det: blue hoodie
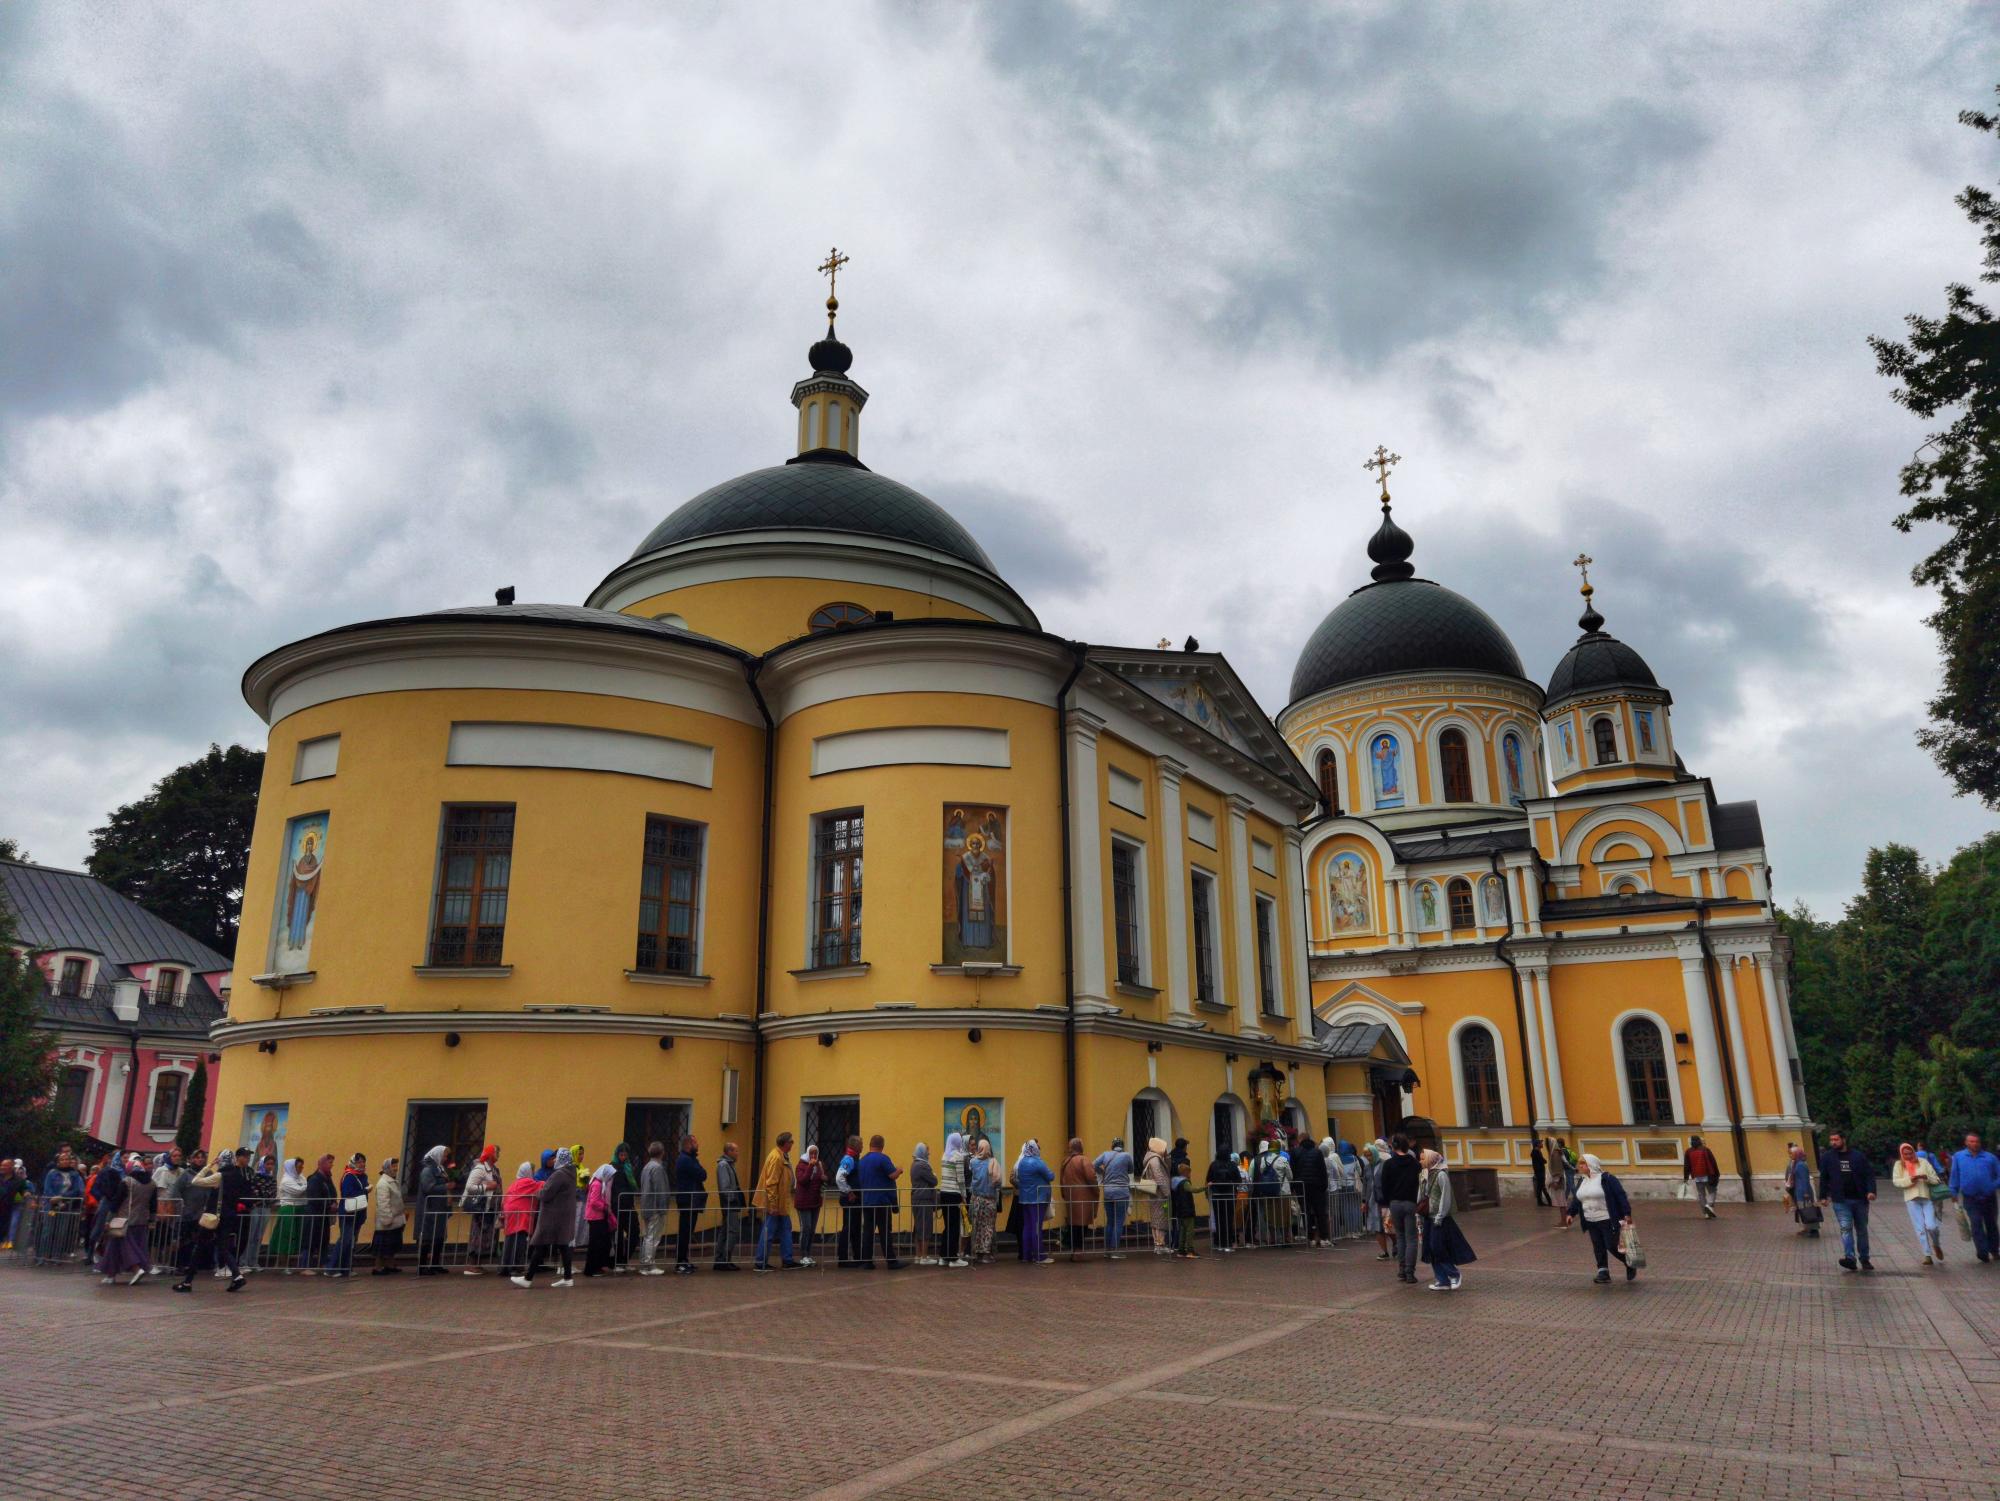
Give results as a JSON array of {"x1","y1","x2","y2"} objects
[
  {"x1": 1950, "y1": 1148, "x2": 2000, "y2": 1199},
  {"x1": 1014, "y1": 1146, "x2": 1054, "y2": 1206}
]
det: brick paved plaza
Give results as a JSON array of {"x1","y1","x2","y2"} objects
[{"x1": 6, "y1": 1202, "x2": 1998, "y2": 1500}]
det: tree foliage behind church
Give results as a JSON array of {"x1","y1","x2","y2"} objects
[{"x1": 1784, "y1": 833, "x2": 2000, "y2": 1153}]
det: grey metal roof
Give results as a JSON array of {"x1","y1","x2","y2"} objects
[
  {"x1": 1312, "y1": 1018, "x2": 1411, "y2": 1064},
  {"x1": 1290, "y1": 578, "x2": 1529, "y2": 705},
  {"x1": 1391, "y1": 828, "x2": 1534, "y2": 862},
  {"x1": 366, "y1": 602, "x2": 746, "y2": 652},
  {"x1": 1, "y1": 861, "x2": 230, "y2": 972},
  {"x1": 1544, "y1": 629, "x2": 1666, "y2": 709},
  {"x1": 630, "y1": 457, "x2": 999, "y2": 574},
  {"x1": 1711, "y1": 800, "x2": 1764, "y2": 851}
]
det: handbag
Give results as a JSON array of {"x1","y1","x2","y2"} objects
[
  {"x1": 198, "y1": 1207, "x2": 220, "y2": 1231},
  {"x1": 343, "y1": 1193, "x2": 368, "y2": 1213},
  {"x1": 108, "y1": 1216, "x2": 128, "y2": 1236},
  {"x1": 1618, "y1": 1223, "x2": 1646, "y2": 1269},
  {"x1": 1795, "y1": 1202, "x2": 1823, "y2": 1226}
]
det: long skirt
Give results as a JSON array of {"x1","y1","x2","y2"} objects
[
  {"x1": 97, "y1": 1225, "x2": 149, "y2": 1275},
  {"x1": 267, "y1": 1204, "x2": 302, "y2": 1260},
  {"x1": 970, "y1": 1196, "x2": 997, "y2": 1257}
]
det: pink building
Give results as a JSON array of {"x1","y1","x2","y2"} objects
[{"x1": 1, "y1": 859, "x2": 228, "y2": 1156}]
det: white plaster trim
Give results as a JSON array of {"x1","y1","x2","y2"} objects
[
  {"x1": 446, "y1": 721, "x2": 715, "y2": 787},
  {"x1": 760, "y1": 627, "x2": 1073, "y2": 722},
  {"x1": 292, "y1": 734, "x2": 340, "y2": 783},
  {"x1": 1108, "y1": 765, "x2": 1146, "y2": 815},
  {"x1": 810, "y1": 724, "x2": 1010, "y2": 775},
  {"x1": 211, "y1": 1010, "x2": 755, "y2": 1048},
  {"x1": 1446, "y1": 1016, "x2": 1514, "y2": 1128},
  {"x1": 1556, "y1": 804, "x2": 1688, "y2": 866},
  {"x1": 1609, "y1": 1009, "x2": 1688, "y2": 1126}
]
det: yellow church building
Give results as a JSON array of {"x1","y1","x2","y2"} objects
[{"x1": 210, "y1": 279, "x2": 1805, "y2": 1201}]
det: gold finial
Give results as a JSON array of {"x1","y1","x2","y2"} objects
[
  {"x1": 1573, "y1": 552, "x2": 1594, "y2": 599},
  {"x1": 817, "y1": 246, "x2": 850, "y2": 322},
  {"x1": 1362, "y1": 444, "x2": 1401, "y2": 508},
  {"x1": 1156, "y1": 637, "x2": 1172, "y2": 650}
]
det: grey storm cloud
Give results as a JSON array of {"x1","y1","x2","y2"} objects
[{"x1": 0, "y1": 1, "x2": 1993, "y2": 923}]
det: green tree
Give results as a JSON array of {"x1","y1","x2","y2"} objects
[
  {"x1": 1779, "y1": 903, "x2": 1849, "y2": 1127},
  {"x1": 1871, "y1": 91, "x2": 2000, "y2": 805},
  {"x1": 174, "y1": 1059, "x2": 209, "y2": 1158},
  {"x1": 1838, "y1": 844, "x2": 1939, "y2": 1042},
  {"x1": 0, "y1": 897, "x2": 81, "y2": 1170},
  {"x1": 0, "y1": 837, "x2": 29, "y2": 862},
  {"x1": 1918, "y1": 1035, "x2": 1992, "y2": 1149},
  {"x1": 86, "y1": 744, "x2": 263, "y2": 957}
]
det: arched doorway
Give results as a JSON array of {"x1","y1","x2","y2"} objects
[
  {"x1": 1398, "y1": 1115, "x2": 1442, "y2": 1154},
  {"x1": 1128, "y1": 1088, "x2": 1176, "y2": 1153}
]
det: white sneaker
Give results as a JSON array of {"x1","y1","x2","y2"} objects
[
  {"x1": 462, "y1": 1268, "x2": 483, "y2": 1276},
  {"x1": 214, "y1": 1269, "x2": 230, "y2": 1279},
  {"x1": 99, "y1": 1275, "x2": 115, "y2": 1285},
  {"x1": 799, "y1": 1256, "x2": 816, "y2": 1267},
  {"x1": 551, "y1": 1278, "x2": 574, "y2": 1289},
  {"x1": 509, "y1": 1275, "x2": 531, "y2": 1289},
  {"x1": 128, "y1": 1268, "x2": 146, "y2": 1286},
  {"x1": 640, "y1": 1266, "x2": 665, "y2": 1276}
]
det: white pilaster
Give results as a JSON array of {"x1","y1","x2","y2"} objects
[
  {"x1": 1386, "y1": 877, "x2": 1405, "y2": 945},
  {"x1": 1678, "y1": 951, "x2": 1732, "y2": 1130},
  {"x1": 1529, "y1": 967, "x2": 1568, "y2": 1128},
  {"x1": 1156, "y1": 757, "x2": 1190, "y2": 1015},
  {"x1": 1067, "y1": 710, "x2": 1108, "y2": 1007},
  {"x1": 1716, "y1": 956, "x2": 1759, "y2": 1117},
  {"x1": 1756, "y1": 951, "x2": 1803, "y2": 1120},
  {"x1": 1517, "y1": 969, "x2": 1553, "y2": 1127},
  {"x1": 1281, "y1": 825, "x2": 1311, "y2": 1024},
  {"x1": 1225, "y1": 796, "x2": 1259, "y2": 1027}
]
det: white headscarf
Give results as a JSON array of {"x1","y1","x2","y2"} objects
[
  {"x1": 1580, "y1": 1153, "x2": 1603, "y2": 1175},
  {"x1": 515, "y1": 1160, "x2": 534, "y2": 1180}
]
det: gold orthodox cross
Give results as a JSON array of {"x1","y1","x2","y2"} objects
[
  {"x1": 1363, "y1": 445, "x2": 1401, "y2": 505},
  {"x1": 818, "y1": 247, "x2": 849, "y2": 310},
  {"x1": 1573, "y1": 552, "x2": 1594, "y2": 597}
]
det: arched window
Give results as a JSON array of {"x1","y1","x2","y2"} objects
[
  {"x1": 1439, "y1": 728, "x2": 1473, "y2": 802},
  {"x1": 808, "y1": 602, "x2": 874, "y2": 633},
  {"x1": 1458, "y1": 1027, "x2": 1502, "y2": 1128},
  {"x1": 1591, "y1": 716, "x2": 1619, "y2": 765},
  {"x1": 1446, "y1": 878, "x2": 1475, "y2": 929},
  {"x1": 1316, "y1": 750, "x2": 1340, "y2": 815},
  {"x1": 1621, "y1": 1018, "x2": 1674, "y2": 1125}
]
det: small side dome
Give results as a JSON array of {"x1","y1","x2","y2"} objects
[
  {"x1": 1543, "y1": 588, "x2": 1668, "y2": 711},
  {"x1": 808, "y1": 334, "x2": 853, "y2": 374}
]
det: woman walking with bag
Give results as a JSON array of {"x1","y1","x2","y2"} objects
[
  {"x1": 1562, "y1": 1153, "x2": 1637, "y2": 1284},
  {"x1": 1784, "y1": 1144, "x2": 1822, "y2": 1239},
  {"x1": 96, "y1": 1159, "x2": 154, "y2": 1286},
  {"x1": 1140, "y1": 1137, "x2": 1172, "y2": 1255},
  {"x1": 1418, "y1": 1148, "x2": 1476, "y2": 1292},
  {"x1": 1893, "y1": 1142, "x2": 1944, "y2": 1266}
]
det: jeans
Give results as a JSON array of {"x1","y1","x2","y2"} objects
[
  {"x1": 240, "y1": 1204, "x2": 271, "y2": 1269},
  {"x1": 1211, "y1": 1202, "x2": 1235, "y2": 1251},
  {"x1": 756, "y1": 1213, "x2": 794, "y2": 1266},
  {"x1": 326, "y1": 1215, "x2": 361, "y2": 1272},
  {"x1": 1104, "y1": 1196, "x2": 1129, "y2": 1252},
  {"x1": 1390, "y1": 1199, "x2": 1420, "y2": 1277},
  {"x1": 937, "y1": 1193, "x2": 961, "y2": 1261},
  {"x1": 1965, "y1": 1193, "x2": 1999, "y2": 1261},
  {"x1": 5, "y1": 1202, "x2": 21, "y2": 1246},
  {"x1": 1905, "y1": 1196, "x2": 1939, "y2": 1255},
  {"x1": 1831, "y1": 1199, "x2": 1872, "y2": 1261},
  {"x1": 1693, "y1": 1180, "x2": 1717, "y2": 1214},
  {"x1": 1532, "y1": 1168, "x2": 1551, "y2": 1207},
  {"x1": 714, "y1": 1205, "x2": 743, "y2": 1266},
  {"x1": 1585, "y1": 1217, "x2": 1628, "y2": 1271},
  {"x1": 797, "y1": 1206, "x2": 820, "y2": 1259}
]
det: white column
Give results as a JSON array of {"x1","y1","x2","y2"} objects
[
  {"x1": 1678, "y1": 951, "x2": 1732, "y2": 1130},
  {"x1": 1066, "y1": 710, "x2": 1108, "y2": 1007},
  {"x1": 1530, "y1": 967, "x2": 1568, "y2": 1128},
  {"x1": 1225, "y1": 796, "x2": 1259, "y2": 1028},
  {"x1": 1281, "y1": 825, "x2": 1312, "y2": 1025},
  {"x1": 1716, "y1": 956, "x2": 1759, "y2": 1117},
  {"x1": 1517, "y1": 968, "x2": 1553, "y2": 1128},
  {"x1": 1755, "y1": 951, "x2": 1803, "y2": 1119},
  {"x1": 1156, "y1": 757, "x2": 1190, "y2": 1015},
  {"x1": 1386, "y1": 877, "x2": 1405, "y2": 945}
]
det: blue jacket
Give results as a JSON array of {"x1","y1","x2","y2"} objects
[
  {"x1": 1817, "y1": 1146, "x2": 1875, "y2": 1204},
  {"x1": 856, "y1": 1151, "x2": 899, "y2": 1207},
  {"x1": 1014, "y1": 1153, "x2": 1054, "y2": 1206},
  {"x1": 1950, "y1": 1148, "x2": 2000, "y2": 1199},
  {"x1": 40, "y1": 1166, "x2": 83, "y2": 1202},
  {"x1": 672, "y1": 1151, "x2": 708, "y2": 1210},
  {"x1": 1093, "y1": 1149, "x2": 1133, "y2": 1201}
]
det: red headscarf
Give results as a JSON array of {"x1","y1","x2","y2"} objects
[{"x1": 480, "y1": 1145, "x2": 498, "y2": 1165}]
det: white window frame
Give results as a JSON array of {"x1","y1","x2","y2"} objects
[
  {"x1": 1611, "y1": 1010, "x2": 1686, "y2": 1125},
  {"x1": 1189, "y1": 866, "x2": 1222, "y2": 1007},
  {"x1": 1109, "y1": 835, "x2": 1152, "y2": 988},
  {"x1": 149, "y1": 965, "x2": 188, "y2": 1006},
  {"x1": 145, "y1": 1062, "x2": 194, "y2": 1137},
  {"x1": 1253, "y1": 893, "x2": 1281, "y2": 1017},
  {"x1": 1447, "y1": 1017, "x2": 1514, "y2": 1128}
]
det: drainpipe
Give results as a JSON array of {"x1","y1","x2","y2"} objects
[
  {"x1": 115, "y1": 1029, "x2": 141, "y2": 1152},
  {"x1": 746, "y1": 658, "x2": 777, "y2": 1165},
  {"x1": 1489, "y1": 852, "x2": 1539, "y2": 1138},
  {"x1": 1054, "y1": 643, "x2": 1088, "y2": 1140},
  {"x1": 1693, "y1": 913, "x2": 1754, "y2": 1203}
]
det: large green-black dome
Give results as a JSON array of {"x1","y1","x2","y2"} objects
[
  {"x1": 631, "y1": 454, "x2": 998, "y2": 574},
  {"x1": 1289, "y1": 578, "x2": 1528, "y2": 704}
]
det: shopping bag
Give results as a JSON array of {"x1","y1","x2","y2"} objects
[
  {"x1": 1619, "y1": 1223, "x2": 1646, "y2": 1270},
  {"x1": 1958, "y1": 1202, "x2": 1974, "y2": 1243},
  {"x1": 1674, "y1": 1182, "x2": 1692, "y2": 1202}
]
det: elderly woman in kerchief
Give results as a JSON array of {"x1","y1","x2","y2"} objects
[
  {"x1": 1417, "y1": 1147, "x2": 1478, "y2": 1292},
  {"x1": 1561, "y1": 1153, "x2": 1636, "y2": 1284}
]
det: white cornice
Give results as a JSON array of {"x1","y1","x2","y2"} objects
[
  {"x1": 758, "y1": 626, "x2": 1075, "y2": 722},
  {"x1": 210, "y1": 1010, "x2": 757, "y2": 1048},
  {"x1": 1077, "y1": 668, "x2": 1318, "y2": 819},
  {"x1": 1278, "y1": 671, "x2": 1544, "y2": 735}
]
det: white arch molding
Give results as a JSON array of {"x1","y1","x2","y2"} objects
[
  {"x1": 1446, "y1": 1015, "x2": 1516, "y2": 1128},
  {"x1": 1355, "y1": 720, "x2": 1415, "y2": 814},
  {"x1": 1609, "y1": 1009, "x2": 1687, "y2": 1126},
  {"x1": 1127, "y1": 1086, "x2": 1178, "y2": 1150},
  {"x1": 1426, "y1": 714, "x2": 1492, "y2": 805},
  {"x1": 1559, "y1": 805, "x2": 1688, "y2": 866}
]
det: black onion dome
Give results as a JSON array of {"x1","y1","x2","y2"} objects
[
  {"x1": 1289, "y1": 579, "x2": 1528, "y2": 704},
  {"x1": 630, "y1": 459, "x2": 998, "y2": 573},
  {"x1": 1545, "y1": 623, "x2": 1664, "y2": 709},
  {"x1": 808, "y1": 333, "x2": 853, "y2": 374}
]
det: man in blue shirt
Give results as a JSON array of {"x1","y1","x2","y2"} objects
[
  {"x1": 1816, "y1": 1130, "x2": 1875, "y2": 1273},
  {"x1": 1949, "y1": 1131, "x2": 2000, "y2": 1264},
  {"x1": 855, "y1": 1135, "x2": 903, "y2": 1270}
]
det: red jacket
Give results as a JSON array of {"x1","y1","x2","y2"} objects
[
  {"x1": 502, "y1": 1175, "x2": 538, "y2": 1236},
  {"x1": 1685, "y1": 1146, "x2": 1720, "y2": 1181}
]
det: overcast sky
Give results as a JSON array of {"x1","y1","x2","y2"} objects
[{"x1": 2, "y1": 4, "x2": 1994, "y2": 917}]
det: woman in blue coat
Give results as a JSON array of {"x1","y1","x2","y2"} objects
[
  {"x1": 1562, "y1": 1153, "x2": 1638, "y2": 1283},
  {"x1": 1013, "y1": 1140, "x2": 1055, "y2": 1265}
]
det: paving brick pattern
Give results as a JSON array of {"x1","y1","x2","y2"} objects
[{"x1": 5, "y1": 1203, "x2": 1997, "y2": 1499}]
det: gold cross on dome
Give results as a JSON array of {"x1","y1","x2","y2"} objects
[
  {"x1": 817, "y1": 246, "x2": 849, "y2": 309},
  {"x1": 1362, "y1": 445, "x2": 1401, "y2": 505},
  {"x1": 1573, "y1": 552, "x2": 1594, "y2": 597}
]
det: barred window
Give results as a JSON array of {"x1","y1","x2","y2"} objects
[
  {"x1": 429, "y1": 805, "x2": 514, "y2": 967},
  {"x1": 1255, "y1": 896, "x2": 1280, "y2": 1016},
  {"x1": 1623, "y1": 1018, "x2": 1674, "y2": 1125},
  {"x1": 1112, "y1": 841, "x2": 1142, "y2": 985},
  {"x1": 1191, "y1": 870, "x2": 1218, "y2": 1005},
  {"x1": 1459, "y1": 1027, "x2": 1502, "y2": 1127},
  {"x1": 812, "y1": 811, "x2": 864, "y2": 968},
  {"x1": 636, "y1": 817, "x2": 704, "y2": 975}
]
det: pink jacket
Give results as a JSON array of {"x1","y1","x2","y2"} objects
[{"x1": 584, "y1": 1175, "x2": 612, "y2": 1222}]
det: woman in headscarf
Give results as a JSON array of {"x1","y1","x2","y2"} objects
[
  {"x1": 583, "y1": 1162, "x2": 618, "y2": 1277},
  {"x1": 1892, "y1": 1141, "x2": 1944, "y2": 1266},
  {"x1": 1366, "y1": 1140, "x2": 1393, "y2": 1260},
  {"x1": 1418, "y1": 1147, "x2": 1476, "y2": 1291},
  {"x1": 461, "y1": 1145, "x2": 501, "y2": 1274},
  {"x1": 371, "y1": 1157, "x2": 407, "y2": 1274},
  {"x1": 1331, "y1": 1140, "x2": 1359, "y2": 1238},
  {"x1": 242, "y1": 1150, "x2": 277, "y2": 1272},
  {"x1": 1140, "y1": 1137, "x2": 1172, "y2": 1254},
  {"x1": 794, "y1": 1144, "x2": 825, "y2": 1266},
  {"x1": 1205, "y1": 1148, "x2": 1240, "y2": 1254},
  {"x1": 501, "y1": 1160, "x2": 538, "y2": 1275},
  {"x1": 95, "y1": 1156, "x2": 154, "y2": 1286},
  {"x1": 936, "y1": 1134, "x2": 967, "y2": 1267},
  {"x1": 1783, "y1": 1143, "x2": 1820, "y2": 1239},
  {"x1": 534, "y1": 1149, "x2": 555, "y2": 1182},
  {"x1": 968, "y1": 1138, "x2": 1000, "y2": 1264},
  {"x1": 1059, "y1": 1138, "x2": 1098, "y2": 1262},
  {"x1": 611, "y1": 1142, "x2": 641, "y2": 1270},
  {"x1": 327, "y1": 1153, "x2": 370, "y2": 1277},
  {"x1": 513, "y1": 1146, "x2": 578, "y2": 1288},
  {"x1": 1560, "y1": 1153, "x2": 1635, "y2": 1284},
  {"x1": 1014, "y1": 1140, "x2": 1054, "y2": 1265},
  {"x1": 414, "y1": 1145, "x2": 451, "y2": 1275},
  {"x1": 909, "y1": 1143, "x2": 939, "y2": 1264},
  {"x1": 269, "y1": 1157, "x2": 308, "y2": 1272}
]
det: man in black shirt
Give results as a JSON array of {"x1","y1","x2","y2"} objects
[
  {"x1": 1816, "y1": 1130, "x2": 1876, "y2": 1273},
  {"x1": 1530, "y1": 1138, "x2": 1551, "y2": 1207},
  {"x1": 1376, "y1": 1136, "x2": 1422, "y2": 1283}
]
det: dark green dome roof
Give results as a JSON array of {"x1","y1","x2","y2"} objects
[
  {"x1": 632, "y1": 456, "x2": 998, "y2": 574},
  {"x1": 1544, "y1": 599, "x2": 1665, "y2": 708},
  {"x1": 1289, "y1": 578, "x2": 1528, "y2": 704}
]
